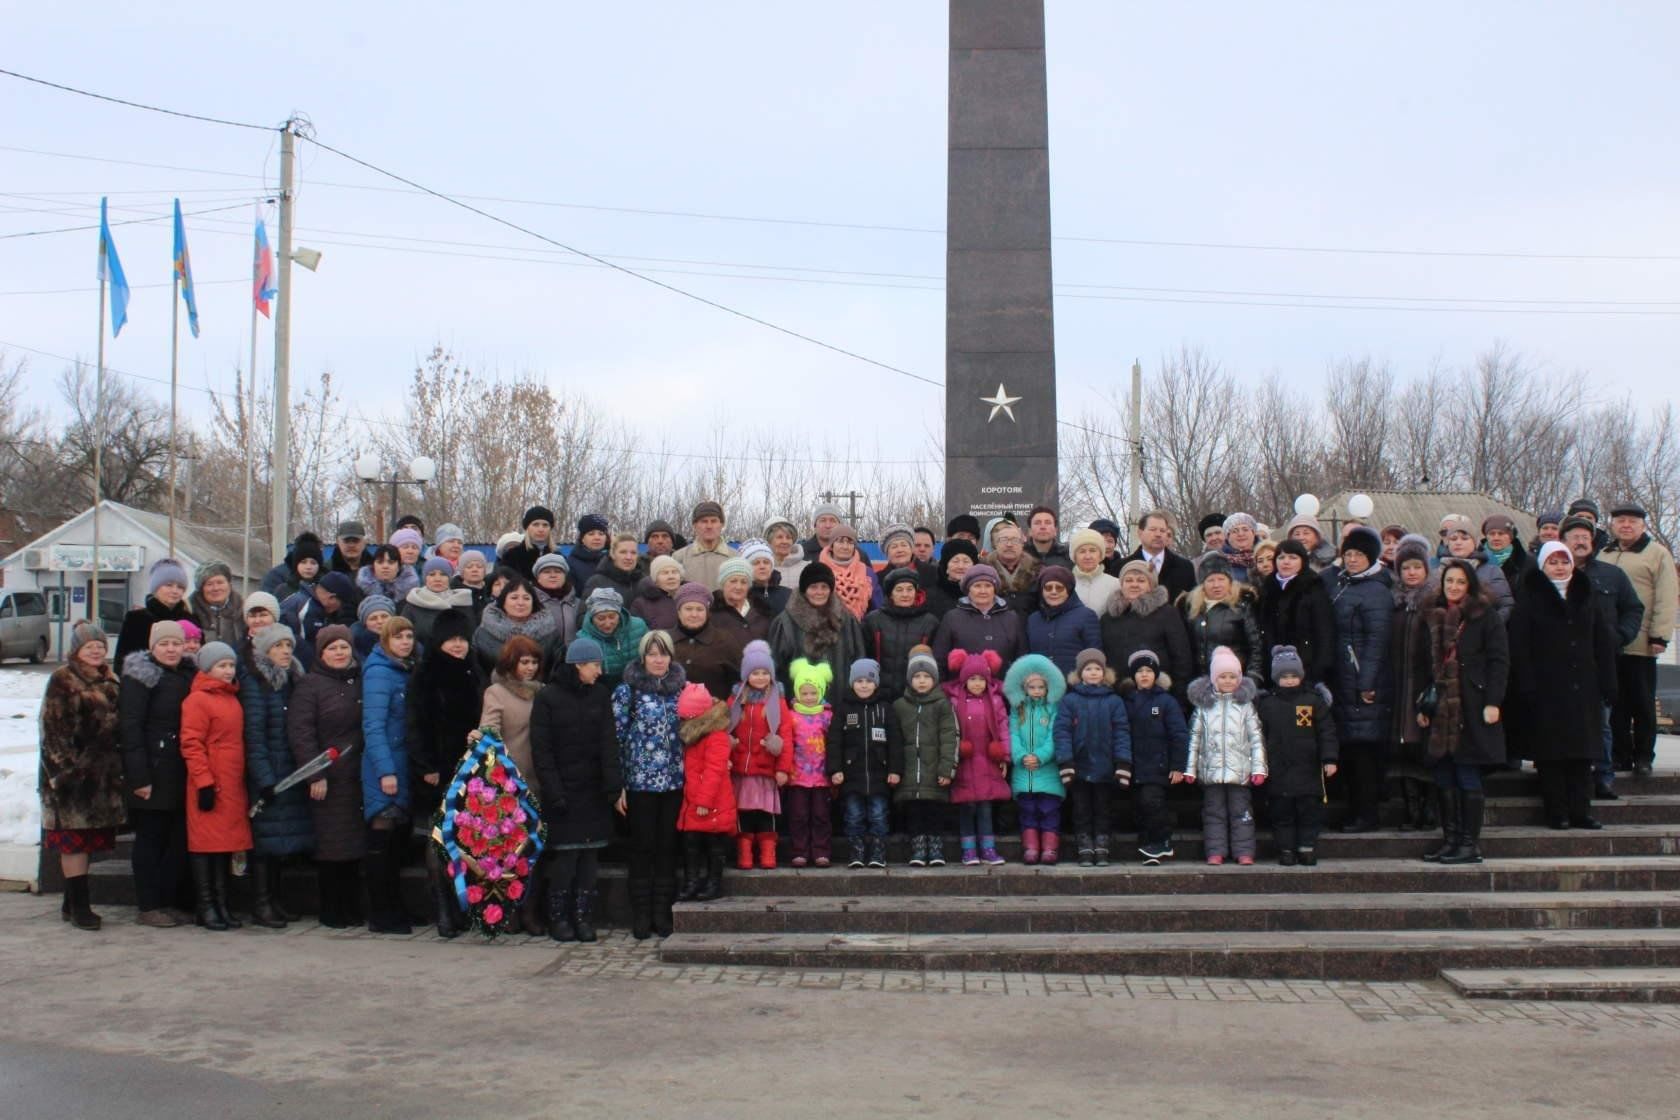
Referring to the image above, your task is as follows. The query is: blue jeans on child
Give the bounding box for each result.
[956,800,996,839]
[842,793,890,839]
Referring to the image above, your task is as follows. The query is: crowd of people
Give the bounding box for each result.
[37,495,1676,943]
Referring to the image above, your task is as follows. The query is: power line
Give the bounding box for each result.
[0,200,256,240]
[0,67,274,132]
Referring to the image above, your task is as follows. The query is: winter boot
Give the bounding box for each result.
[249,857,288,929]
[1441,791,1485,865]
[1021,827,1041,865]
[572,889,600,943]
[960,836,980,866]
[678,836,704,901]
[907,835,928,868]
[1077,834,1096,867]
[1041,831,1060,865]
[429,868,462,940]
[736,833,756,870]
[848,838,867,869]
[547,885,577,943]
[192,855,228,931]
[1093,835,1111,867]
[979,836,1005,865]
[866,836,887,869]
[1422,787,1461,863]
[755,832,778,870]
[927,836,947,867]
[522,859,548,936]
[697,841,726,901]
[628,878,654,941]
[64,875,102,931]
[651,877,677,938]
[1297,847,1317,866]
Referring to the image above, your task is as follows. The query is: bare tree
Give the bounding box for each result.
[1138,345,1249,533]
[1249,374,1332,524]
[54,363,172,508]
[1325,357,1395,488]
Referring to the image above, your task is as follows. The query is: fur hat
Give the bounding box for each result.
[496,531,524,557]
[740,639,776,678]
[738,538,774,566]
[950,648,1002,683]
[196,641,237,673]
[1118,559,1157,587]
[938,538,979,579]
[566,636,604,665]
[389,527,425,552]
[674,581,712,610]
[69,622,107,658]
[1069,527,1105,560]
[648,555,683,582]
[433,523,465,547]
[1198,513,1227,539]
[253,624,295,657]
[193,559,232,588]
[716,557,752,588]
[879,523,914,551]
[638,629,674,658]
[523,505,555,529]
[1128,649,1160,676]
[1088,518,1121,539]
[1209,645,1243,680]
[945,514,982,539]
[1074,648,1107,676]
[1270,645,1305,681]
[288,534,325,573]
[799,562,835,595]
[314,624,352,656]
[244,591,281,618]
[676,682,714,720]
[577,512,609,537]
[148,620,185,649]
[422,556,454,578]
[318,571,357,601]
[147,557,190,595]
[357,593,395,622]
[585,587,625,618]
[961,564,999,593]
[849,658,881,686]
[1393,533,1432,569]
[691,500,725,524]
[906,644,939,681]
[789,657,833,699]
[1342,526,1383,567]
[430,609,473,650]
[882,566,920,593]
[1197,551,1233,581]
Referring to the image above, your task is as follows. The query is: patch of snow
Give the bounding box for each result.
[0,667,45,847]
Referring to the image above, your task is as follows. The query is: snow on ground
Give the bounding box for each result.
[0,666,48,847]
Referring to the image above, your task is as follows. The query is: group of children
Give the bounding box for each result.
[690,638,1340,880]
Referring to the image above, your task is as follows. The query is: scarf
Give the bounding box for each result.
[728,681,785,735]
[1425,602,1466,760]
[785,593,846,658]
[820,546,874,620]
[1485,543,1513,568]
[1223,545,1256,571]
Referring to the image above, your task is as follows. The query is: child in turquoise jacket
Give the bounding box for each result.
[1003,653,1067,865]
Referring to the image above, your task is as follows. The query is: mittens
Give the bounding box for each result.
[1058,768,1075,784]
[196,786,216,813]
[1114,765,1133,788]
[763,733,783,757]
[986,740,1008,764]
[959,739,975,759]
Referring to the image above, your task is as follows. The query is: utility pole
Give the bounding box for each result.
[1128,359,1142,535]
[269,119,298,564]
[819,489,864,525]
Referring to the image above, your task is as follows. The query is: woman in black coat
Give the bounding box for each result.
[1255,540,1335,687]
[1100,560,1191,696]
[1415,560,1509,865]
[921,539,979,620]
[1387,534,1437,832]
[767,563,869,701]
[1178,553,1263,683]
[407,609,483,825]
[530,644,623,943]
[239,624,311,928]
[1507,543,1619,832]
[114,558,196,665]
[1326,527,1395,833]
[287,625,365,928]
[117,620,197,927]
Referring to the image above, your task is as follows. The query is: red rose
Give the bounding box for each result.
[508,880,525,900]
[465,885,484,905]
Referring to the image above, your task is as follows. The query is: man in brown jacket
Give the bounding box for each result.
[1600,502,1678,776]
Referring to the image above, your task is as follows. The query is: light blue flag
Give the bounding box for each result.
[98,198,130,337]
[172,200,200,338]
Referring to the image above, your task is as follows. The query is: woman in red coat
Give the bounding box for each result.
[676,683,737,903]
[180,642,253,931]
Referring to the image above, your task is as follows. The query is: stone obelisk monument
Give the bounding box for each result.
[944,0,1058,523]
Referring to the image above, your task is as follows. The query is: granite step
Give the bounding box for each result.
[656,927,1680,980]
[674,890,1680,936]
[1440,966,1680,1003]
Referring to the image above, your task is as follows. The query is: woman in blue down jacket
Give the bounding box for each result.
[1325,527,1394,834]
[361,616,416,935]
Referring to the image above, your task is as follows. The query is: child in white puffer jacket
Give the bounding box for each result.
[1184,646,1267,865]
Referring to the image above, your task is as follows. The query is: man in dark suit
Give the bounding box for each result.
[1121,509,1197,605]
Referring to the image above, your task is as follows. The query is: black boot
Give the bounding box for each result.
[192,855,228,931]
[211,854,243,929]
[651,877,677,938]
[1441,791,1485,864]
[866,836,887,869]
[1093,835,1111,867]
[572,889,599,943]
[363,831,410,934]
[64,875,102,931]
[848,837,866,869]
[628,878,653,941]
[249,857,288,929]
[547,883,577,942]
[697,841,726,902]
[1422,787,1460,862]
[427,851,461,939]
[521,857,549,936]
[677,836,704,901]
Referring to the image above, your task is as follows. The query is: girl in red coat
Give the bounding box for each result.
[677,682,737,902]
[180,642,253,930]
[942,649,1011,865]
[727,640,793,870]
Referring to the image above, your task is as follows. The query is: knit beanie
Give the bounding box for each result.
[1074,648,1107,677]
[147,557,190,595]
[318,571,357,601]
[1069,527,1105,560]
[1283,513,1323,544]
[1270,645,1305,681]
[1222,512,1258,536]
[848,658,881,686]
[1535,509,1564,530]
[1128,649,1160,677]
[148,620,186,649]
[716,557,752,588]
[1393,533,1432,570]
[433,523,465,547]
[648,555,684,582]
[1567,498,1600,520]
[196,641,237,673]
[951,648,1002,684]
[69,622,107,658]
[358,594,395,623]
[458,550,488,573]
[906,644,939,681]
[789,657,833,705]
[314,624,352,656]
[879,524,914,551]
[577,512,610,537]
[1118,559,1157,588]
[1209,645,1243,679]
[566,636,605,665]
[389,527,425,552]
[422,556,454,578]
[882,566,920,593]
[738,538,774,566]
[638,629,674,658]
[523,505,555,529]
[830,522,859,544]
[644,518,677,542]
[762,515,798,539]
[1037,565,1073,591]
[812,502,844,523]
[1438,514,1474,538]
[253,624,296,657]
[193,559,232,588]
[532,553,570,578]
[585,587,625,619]
[1538,540,1573,571]
[244,591,281,618]
[178,620,203,644]
[799,562,836,594]
[961,564,999,593]
[672,582,710,611]
[740,639,775,679]
[677,681,715,720]
[1342,526,1383,567]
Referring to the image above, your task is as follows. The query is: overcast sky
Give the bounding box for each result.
[4,1,1677,474]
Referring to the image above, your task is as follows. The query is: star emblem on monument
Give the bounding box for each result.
[980,383,1022,423]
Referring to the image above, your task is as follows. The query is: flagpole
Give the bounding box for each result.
[241,204,259,597]
[168,242,180,557]
[92,234,106,631]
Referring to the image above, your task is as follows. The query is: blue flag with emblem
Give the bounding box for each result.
[172,199,199,338]
[98,197,130,337]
